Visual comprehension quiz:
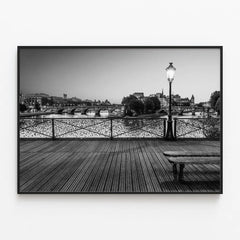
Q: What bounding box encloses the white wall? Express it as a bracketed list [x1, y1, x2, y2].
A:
[0, 0, 239, 239]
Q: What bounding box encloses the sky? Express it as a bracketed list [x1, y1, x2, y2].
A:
[19, 48, 220, 104]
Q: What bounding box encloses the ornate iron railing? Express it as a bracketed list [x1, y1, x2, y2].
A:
[174, 117, 220, 139]
[19, 117, 220, 140]
[19, 117, 166, 139]
[112, 118, 166, 138]
[19, 118, 52, 138]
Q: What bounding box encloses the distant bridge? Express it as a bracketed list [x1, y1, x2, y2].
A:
[55, 105, 124, 116]
[162, 105, 206, 116]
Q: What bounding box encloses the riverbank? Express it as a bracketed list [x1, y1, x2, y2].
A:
[20, 111, 55, 117]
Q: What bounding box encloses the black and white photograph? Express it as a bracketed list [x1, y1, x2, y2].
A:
[18, 46, 222, 193]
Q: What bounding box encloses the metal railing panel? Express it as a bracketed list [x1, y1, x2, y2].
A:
[19, 118, 52, 138]
[19, 117, 220, 140]
[175, 117, 220, 139]
[54, 118, 111, 138]
[19, 117, 166, 139]
[112, 118, 166, 138]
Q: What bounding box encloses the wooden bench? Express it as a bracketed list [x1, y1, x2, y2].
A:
[163, 151, 221, 182]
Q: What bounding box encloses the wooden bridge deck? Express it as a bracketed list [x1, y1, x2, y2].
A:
[19, 140, 221, 193]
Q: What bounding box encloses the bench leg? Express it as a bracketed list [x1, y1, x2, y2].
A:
[179, 164, 185, 182]
[172, 164, 178, 181]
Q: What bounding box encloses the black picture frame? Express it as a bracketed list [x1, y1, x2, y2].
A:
[17, 46, 223, 194]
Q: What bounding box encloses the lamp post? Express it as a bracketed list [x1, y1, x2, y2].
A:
[165, 62, 176, 140]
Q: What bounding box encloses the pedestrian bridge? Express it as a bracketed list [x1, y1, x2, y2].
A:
[19, 139, 221, 193]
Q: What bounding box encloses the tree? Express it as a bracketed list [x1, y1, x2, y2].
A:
[215, 97, 221, 115]
[149, 96, 161, 111]
[122, 95, 144, 116]
[41, 97, 51, 106]
[144, 98, 155, 114]
[129, 99, 144, 115]
[50, 97, 54, 106]
[121, 95, 138, 105]
[19, 103, 27, 112]
[34, 101, 41, 111]
[210, 91, 220, 109]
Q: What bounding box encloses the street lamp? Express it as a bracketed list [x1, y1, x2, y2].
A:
[165, 62, 176, 140]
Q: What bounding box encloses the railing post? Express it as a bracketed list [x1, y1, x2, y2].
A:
[174, 118, 177, 139]
[52, 118, 55, 140]
[110, 118, 113, 140]
[163, 119, 166, 137]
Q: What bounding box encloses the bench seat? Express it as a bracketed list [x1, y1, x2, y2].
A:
[163, 151, 220, 157]
[167, 156, 220, 164]
[163, 151, 220, 182]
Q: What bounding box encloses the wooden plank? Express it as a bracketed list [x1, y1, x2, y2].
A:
[74, 141, 111, 192]
[142, 140, 167, 192]
[111, 140, 123, 192]
[65, 141, 105, 192]
[26, 152, 75, 192]
[20, 152, 62, 185]
[166, 143, 206, 192]
[20, 152, 40, 163]
[137, 141, 157, 192]
[20, 152, 53, 174]
[125, 141, 133, 192]
[20, 152, 71, 192]
[103, 141, 120, 192]
[132, 141, 147, 192]
[60, 152, 96, 192]
[148, 142, 190, 192]
[97, 141, 117, 192]
[129, 140, 140, 192]
[146, 141, 177, 191]
[37, 151, 87, 192]
[88, 141, 113, 192]
[19, 139, 221, 193]
[167, 143, 215, 192]
[118, 141, 126, 192]
[20, 140, 44, 152]
[53, 151, 90, 192]
[144, 140, 173, 192]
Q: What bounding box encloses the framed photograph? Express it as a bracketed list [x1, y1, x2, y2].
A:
[18, 46, 222, 194]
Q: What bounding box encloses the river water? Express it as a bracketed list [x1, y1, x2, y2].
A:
[36, 111, 206, 119]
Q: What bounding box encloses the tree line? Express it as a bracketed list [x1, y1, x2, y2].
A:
[121, 95, 161, 116]
[210, 91, 221, 115]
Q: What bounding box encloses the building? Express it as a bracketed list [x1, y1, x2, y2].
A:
[51, 96, 65, 106]
[153, 90, 168, 108]
[201, 101, 211, 108]
[63, 93, 67, 99]
[190, 94, 195, 106]
[173, 97, 191, 106]
[133, 92, 144, 99]
[173, 94, 181, 102]
[139, 91, 168, 108]
[19, 93, 25, 104]
[70, 97, 81, 102]
[131, 91, 194, 109]
[21, 93, 50, 107]
[104, 99, 111, 105]
[159, 97, 168, 108]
